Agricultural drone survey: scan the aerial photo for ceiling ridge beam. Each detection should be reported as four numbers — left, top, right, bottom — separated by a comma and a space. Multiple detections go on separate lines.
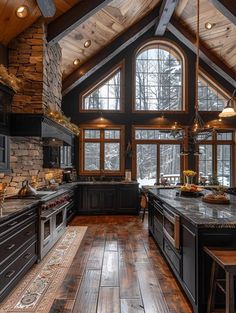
168, 18, 236, 87
210, 0, 236, 25
62, 5, 161, 96
155, 0, 179, 36
47, 0, 113, 44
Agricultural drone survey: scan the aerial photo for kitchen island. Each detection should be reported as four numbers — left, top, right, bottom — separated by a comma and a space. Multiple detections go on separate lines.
145, 187, 236, 313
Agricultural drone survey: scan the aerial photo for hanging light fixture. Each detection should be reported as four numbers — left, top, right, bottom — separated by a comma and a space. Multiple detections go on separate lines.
189, 0, 214, 145
219, 89, 236, 118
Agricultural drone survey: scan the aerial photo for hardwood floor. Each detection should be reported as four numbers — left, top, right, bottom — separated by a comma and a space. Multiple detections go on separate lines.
49, 215, 193, 313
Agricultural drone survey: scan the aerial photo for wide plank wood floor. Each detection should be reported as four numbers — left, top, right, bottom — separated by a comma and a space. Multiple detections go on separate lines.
49, 215, 193, 313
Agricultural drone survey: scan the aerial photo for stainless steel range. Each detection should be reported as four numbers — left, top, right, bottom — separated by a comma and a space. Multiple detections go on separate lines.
38, 190, 72, 260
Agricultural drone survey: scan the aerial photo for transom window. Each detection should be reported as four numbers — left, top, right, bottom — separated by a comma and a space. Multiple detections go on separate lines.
134, 128, 183, 186
81, 64, 123, 111
135, 41, 184, 111
198, 72, 229, 111
80, 126, 124, 175
197, 131, 234, 186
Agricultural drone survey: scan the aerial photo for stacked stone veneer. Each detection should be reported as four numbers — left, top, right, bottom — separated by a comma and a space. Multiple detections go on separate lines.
0, 137, 63, 195
8, 19, 62, 113
0, 20, 64, 194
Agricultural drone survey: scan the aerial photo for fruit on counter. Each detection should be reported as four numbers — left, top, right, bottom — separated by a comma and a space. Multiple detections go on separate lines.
180, 184, 202, 192
203, 193, 228, 200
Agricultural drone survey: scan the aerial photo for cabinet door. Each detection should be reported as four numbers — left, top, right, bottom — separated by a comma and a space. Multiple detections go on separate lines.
103, 188, 116, 210
182, 224, 196, 302
87, 188, 102, 211
119, 185, 138, 210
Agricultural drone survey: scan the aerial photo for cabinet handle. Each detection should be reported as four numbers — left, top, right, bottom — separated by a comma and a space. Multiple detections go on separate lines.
5, 270, 15, 278
8, 221, 18, 226
27, 212, 34, 216
6, 243, 15, 250
24, 253, 31, 259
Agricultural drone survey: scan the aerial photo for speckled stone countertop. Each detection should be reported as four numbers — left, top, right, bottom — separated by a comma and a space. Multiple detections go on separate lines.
0, 182, 80, 222
76, 181, 138, 185
145, 187, 236, 228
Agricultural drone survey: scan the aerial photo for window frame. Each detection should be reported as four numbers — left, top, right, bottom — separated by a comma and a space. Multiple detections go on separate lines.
132, 39, 188, 113
195, 130, 235, 186
197, 68, 231, 113
132, 125, 187, 183
79, 125, 125, 176
79, 60, 125, 113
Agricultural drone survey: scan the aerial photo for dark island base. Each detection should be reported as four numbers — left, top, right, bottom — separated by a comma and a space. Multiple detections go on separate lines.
147, 189, 236, 313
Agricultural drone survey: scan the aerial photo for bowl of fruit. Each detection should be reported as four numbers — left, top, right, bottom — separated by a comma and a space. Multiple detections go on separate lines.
202, 192, 230, 204
180, 184, 203, 197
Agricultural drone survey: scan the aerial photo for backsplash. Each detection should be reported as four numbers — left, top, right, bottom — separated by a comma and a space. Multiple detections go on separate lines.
0, 137, 63, 195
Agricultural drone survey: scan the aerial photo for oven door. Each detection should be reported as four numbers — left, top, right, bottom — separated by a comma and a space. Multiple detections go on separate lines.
163, 207, 180, 250
41, 215, 53, 254
53, 205, 67, 237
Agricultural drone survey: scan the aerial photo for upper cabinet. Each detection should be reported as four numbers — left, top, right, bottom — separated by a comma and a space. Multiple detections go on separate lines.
0, 83, 13, 134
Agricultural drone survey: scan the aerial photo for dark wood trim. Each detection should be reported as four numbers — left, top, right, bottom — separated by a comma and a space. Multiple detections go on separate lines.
79, 60, 125, 113
79, 125, 125, 176
47, 0, 113, 44
167, 18, 236, 88
155, 0, 179, 36
131, 37, 188, 113
210, 0, 236, 25
62, 4, 161, 95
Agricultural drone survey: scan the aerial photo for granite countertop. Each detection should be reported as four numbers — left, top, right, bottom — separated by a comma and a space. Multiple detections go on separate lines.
76, 180, 139, 185
0, 182, 80, 222
146, 187, 236, 228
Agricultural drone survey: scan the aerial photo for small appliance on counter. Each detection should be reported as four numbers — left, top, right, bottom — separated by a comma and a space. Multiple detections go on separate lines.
62, 168, 77, 183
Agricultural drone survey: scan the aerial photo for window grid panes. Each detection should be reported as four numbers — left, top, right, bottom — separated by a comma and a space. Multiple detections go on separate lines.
198, 77, 227, 111
83, 71, 121, 111
135, 129, 183, 140
160, 145, 180, 185
84, 143, 100, 170
84, 130, 101, 139
217, 145, 231, 186
137, 144, 157, 186
104, 143, 120, 170
199, 145, 213, 182
135, 45, 183, 111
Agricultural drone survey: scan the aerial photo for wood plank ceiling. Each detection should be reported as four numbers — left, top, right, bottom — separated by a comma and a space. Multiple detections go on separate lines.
174, 0, 236, 73
58, 0, 160, 78
0, 0, 235, 89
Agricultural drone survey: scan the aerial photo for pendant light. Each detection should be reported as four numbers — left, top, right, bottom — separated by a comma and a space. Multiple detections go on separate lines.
219, 89, 236, 118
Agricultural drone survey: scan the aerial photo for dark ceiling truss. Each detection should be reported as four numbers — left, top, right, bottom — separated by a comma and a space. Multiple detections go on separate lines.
168, 18, 236, 88
62, 5, 161, 96
155, 0, 179, 36
47, 0, 113, 44
210, 0, 236, 25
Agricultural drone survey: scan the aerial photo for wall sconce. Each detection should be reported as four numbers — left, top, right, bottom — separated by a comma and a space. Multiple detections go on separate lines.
219, 89, 236, 118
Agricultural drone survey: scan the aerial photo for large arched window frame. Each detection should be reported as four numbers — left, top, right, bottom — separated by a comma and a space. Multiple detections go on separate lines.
133, 39, 187, 112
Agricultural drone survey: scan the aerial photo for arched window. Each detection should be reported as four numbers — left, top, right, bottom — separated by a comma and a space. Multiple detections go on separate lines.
135, 40, 185, 111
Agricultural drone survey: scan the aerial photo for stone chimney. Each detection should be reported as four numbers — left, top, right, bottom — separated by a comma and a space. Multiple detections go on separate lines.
8, 19, 62, 113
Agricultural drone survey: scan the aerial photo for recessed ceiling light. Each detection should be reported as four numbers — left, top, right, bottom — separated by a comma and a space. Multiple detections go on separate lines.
73, 59, 80, 65
84, 40, 91, 48
16, 5, 29, 18
205, 22, 213, 30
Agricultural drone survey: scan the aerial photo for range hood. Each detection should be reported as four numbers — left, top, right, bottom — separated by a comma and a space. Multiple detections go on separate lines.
10, 113, 74, 146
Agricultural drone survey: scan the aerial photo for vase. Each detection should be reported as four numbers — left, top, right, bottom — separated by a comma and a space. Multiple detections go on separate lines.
185, 176, 192, 186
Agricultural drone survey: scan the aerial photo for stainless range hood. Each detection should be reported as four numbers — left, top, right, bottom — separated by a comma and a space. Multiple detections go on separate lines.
10, 113, 74, 145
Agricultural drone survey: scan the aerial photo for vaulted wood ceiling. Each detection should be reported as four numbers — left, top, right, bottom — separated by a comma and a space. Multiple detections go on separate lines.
0, 0, 235, 92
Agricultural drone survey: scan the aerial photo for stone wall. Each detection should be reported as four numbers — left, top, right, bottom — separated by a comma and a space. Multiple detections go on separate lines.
8, 19, 62, 113
0, 137, 63, 195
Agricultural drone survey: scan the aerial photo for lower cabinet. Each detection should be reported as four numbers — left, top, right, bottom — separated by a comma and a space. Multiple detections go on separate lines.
77, 183, 139, 215
0, 207, 38, 302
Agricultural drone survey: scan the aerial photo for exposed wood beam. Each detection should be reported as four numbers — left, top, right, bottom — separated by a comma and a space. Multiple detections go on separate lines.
47, 0, 113, 44
62, 5, 160, 96
155, 0, 179, 36
168, 18, 236, 87
210, 0, 236, 25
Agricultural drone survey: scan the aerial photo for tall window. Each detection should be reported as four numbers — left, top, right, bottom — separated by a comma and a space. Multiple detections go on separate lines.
198, 72, 229, 111
135, 41, 184, 111
134, 128, 183, 186
80, 126, 124, 175
81, 64, 123, 111
197, 131, 233, 186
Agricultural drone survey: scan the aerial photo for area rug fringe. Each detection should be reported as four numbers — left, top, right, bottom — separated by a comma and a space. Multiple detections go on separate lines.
0, 226, 87, 313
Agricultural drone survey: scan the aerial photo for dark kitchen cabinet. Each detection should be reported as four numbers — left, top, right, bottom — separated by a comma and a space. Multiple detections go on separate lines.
0, 83, 13, 134
0, 206, 38, 302
77, 183, 139, 215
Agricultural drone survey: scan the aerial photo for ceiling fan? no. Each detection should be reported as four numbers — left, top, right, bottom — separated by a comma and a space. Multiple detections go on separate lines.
36, 0, 56, 18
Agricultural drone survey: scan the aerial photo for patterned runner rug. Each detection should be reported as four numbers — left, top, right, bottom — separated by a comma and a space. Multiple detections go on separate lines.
0, 226, 87, 313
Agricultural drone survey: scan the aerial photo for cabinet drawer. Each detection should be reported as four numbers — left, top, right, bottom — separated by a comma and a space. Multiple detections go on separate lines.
164, 239, 181, 274
0, 207, 37, 238
0, 241, 37, 296
153, 217, 163, 248
0, 221, 37, 266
